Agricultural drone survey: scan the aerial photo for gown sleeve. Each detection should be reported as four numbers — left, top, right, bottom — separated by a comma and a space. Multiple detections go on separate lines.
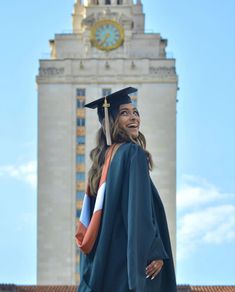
121, 144, 169, 291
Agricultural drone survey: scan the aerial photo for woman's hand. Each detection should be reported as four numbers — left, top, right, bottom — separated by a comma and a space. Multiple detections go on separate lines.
146, 259, 164, 280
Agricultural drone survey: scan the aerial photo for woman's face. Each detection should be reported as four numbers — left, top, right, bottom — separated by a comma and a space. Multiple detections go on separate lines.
118, 103, 140, 138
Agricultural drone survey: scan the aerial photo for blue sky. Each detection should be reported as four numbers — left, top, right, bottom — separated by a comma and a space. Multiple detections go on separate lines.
0, 0, 234, 286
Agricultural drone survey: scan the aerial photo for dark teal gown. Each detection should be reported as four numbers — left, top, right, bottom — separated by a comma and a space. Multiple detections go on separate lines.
78, 143, 177, 292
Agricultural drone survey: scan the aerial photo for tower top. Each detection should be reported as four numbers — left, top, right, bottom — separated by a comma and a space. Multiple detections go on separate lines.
82, 0, 134, 5
73, 0, 144, 35
49, 0, 168, 59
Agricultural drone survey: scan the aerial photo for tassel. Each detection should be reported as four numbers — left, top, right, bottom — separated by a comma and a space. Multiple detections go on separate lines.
103, 97, 112, 146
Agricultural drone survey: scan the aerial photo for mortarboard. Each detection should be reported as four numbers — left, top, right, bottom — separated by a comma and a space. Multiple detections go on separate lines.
85, 87, 137, 145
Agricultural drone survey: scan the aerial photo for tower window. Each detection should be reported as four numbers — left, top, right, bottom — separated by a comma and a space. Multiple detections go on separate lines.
102, 88, 112, 96
77, 99, 85, 108
117, 0, 123, 4
77, 118, 85, 127
105, 0, 111, 4
76, 88, 86, 96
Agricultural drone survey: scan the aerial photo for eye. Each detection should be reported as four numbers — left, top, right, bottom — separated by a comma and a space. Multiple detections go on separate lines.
120, 110, 129, 116
133, 110, 139, 116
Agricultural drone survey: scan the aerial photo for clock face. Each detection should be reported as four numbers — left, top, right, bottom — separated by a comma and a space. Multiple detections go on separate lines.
90, 20, 124, 51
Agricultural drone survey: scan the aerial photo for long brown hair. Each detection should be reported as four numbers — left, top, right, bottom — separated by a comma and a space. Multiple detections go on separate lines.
88, 116, 153, 196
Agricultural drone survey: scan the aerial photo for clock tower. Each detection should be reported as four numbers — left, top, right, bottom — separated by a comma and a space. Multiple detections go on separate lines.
37, 0, 178, 285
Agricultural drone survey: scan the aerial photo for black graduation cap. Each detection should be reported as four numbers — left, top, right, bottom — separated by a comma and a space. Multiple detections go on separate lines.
85, 87, 137, 122
85, 87, 137, 145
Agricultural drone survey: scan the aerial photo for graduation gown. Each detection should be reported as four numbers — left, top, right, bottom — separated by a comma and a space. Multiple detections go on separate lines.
78, 142, 177, 292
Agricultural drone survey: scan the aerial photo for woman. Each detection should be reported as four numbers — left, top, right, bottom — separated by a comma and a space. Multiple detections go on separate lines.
76, 87, 177, 292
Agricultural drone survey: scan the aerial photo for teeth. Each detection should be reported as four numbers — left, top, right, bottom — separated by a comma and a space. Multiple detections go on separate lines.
128, 124, 138, 128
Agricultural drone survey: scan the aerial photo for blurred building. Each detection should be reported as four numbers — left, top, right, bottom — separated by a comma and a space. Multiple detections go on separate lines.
36, 0, 178, 285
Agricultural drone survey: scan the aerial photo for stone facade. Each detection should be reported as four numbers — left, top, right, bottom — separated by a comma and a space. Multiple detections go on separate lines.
37, 0, 178, 285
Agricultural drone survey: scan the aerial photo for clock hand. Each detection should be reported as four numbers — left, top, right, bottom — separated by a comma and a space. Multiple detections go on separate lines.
100, 33, 110, 46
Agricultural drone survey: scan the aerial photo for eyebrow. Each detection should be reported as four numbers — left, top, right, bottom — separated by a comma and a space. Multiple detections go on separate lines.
119, 107, 138, 111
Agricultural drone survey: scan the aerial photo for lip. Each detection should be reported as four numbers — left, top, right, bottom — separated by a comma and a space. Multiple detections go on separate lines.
127, 123, 139, 128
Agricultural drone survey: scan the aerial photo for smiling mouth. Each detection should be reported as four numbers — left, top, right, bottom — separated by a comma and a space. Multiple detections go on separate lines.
127, 124, 139, 129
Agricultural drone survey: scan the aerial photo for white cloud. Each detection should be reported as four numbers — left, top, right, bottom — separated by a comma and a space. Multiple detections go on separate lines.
177, 174, 233, 210
177, 175, 235, 261
0, 160, 37, 188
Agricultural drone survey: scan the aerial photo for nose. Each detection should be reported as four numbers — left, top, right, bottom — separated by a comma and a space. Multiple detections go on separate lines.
130, 113, 138, 120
